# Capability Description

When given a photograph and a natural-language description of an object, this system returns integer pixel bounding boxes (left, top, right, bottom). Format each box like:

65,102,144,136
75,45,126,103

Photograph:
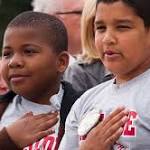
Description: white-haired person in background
32,0,84,65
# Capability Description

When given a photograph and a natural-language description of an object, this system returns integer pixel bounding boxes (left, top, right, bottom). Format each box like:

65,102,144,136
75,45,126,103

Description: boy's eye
2,50,12,59
95,25,106,33
24,48,37,55
117,25,131,31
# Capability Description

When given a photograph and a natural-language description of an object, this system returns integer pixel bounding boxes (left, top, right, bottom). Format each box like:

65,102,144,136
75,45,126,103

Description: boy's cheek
1,72,9,87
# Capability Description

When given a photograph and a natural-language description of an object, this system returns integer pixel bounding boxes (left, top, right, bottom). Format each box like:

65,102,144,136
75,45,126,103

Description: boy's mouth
9,74,30,83
103,50,121,58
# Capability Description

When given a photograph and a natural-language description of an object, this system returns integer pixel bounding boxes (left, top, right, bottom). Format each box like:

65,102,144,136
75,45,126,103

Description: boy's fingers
92,107,129,139
103,116,128,139
35,129,55,141
106,127,123,145
39,117,58,131
47,111,59,115
20,112,33,119
34,112,58,120
102,106,127,125
103,109,129,130
39,113,59,123
98,107,129,131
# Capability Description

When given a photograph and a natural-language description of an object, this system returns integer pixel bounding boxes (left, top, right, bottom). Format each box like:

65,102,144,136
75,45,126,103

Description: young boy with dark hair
59,0,150,149
0,11,82,149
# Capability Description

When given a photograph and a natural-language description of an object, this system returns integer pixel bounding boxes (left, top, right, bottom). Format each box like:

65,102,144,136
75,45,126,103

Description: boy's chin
10,86,26,96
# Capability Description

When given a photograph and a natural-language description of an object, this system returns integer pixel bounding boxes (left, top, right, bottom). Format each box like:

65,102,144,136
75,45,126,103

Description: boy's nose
102,31,117,45
8,54,24,68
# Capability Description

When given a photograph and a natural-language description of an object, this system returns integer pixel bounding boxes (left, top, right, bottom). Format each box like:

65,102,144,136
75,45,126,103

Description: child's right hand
79,107,129,150
6,111,58,148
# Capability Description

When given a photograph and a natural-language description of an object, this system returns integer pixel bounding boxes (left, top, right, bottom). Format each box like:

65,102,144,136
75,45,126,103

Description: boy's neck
115,64,150,84
23,82,61,105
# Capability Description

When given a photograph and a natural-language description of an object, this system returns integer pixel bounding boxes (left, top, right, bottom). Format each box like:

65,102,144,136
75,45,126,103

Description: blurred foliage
0,0,32,53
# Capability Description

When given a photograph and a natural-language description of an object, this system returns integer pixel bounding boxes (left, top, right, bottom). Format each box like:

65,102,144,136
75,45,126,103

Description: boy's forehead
3,27,52,46
95,1,139,20
5,26,50,38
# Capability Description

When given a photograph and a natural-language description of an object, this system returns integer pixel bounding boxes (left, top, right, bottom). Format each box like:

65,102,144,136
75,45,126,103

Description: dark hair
96,0,150,27
6,11,68,53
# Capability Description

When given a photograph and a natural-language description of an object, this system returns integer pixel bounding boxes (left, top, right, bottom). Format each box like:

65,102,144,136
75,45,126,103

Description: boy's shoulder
62,81,84,98
0,91,17,118
83,78,113,98
64,79,113,129
60,81,84,126
68,79,113,117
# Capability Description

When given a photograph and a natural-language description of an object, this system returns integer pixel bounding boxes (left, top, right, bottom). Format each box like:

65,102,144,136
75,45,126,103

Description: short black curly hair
96,0,150,27
6,11,68,53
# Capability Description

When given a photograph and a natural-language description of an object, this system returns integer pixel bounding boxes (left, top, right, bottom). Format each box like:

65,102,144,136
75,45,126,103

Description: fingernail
122,116,128,123
123,108,130,115
51,111,57,113
48,129,55,135
57,115,60,119
118,106,125,110
118,127,123,133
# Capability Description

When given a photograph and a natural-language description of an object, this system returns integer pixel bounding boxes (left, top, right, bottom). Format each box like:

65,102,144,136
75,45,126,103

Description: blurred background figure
32,0,84,57
64,0,112,91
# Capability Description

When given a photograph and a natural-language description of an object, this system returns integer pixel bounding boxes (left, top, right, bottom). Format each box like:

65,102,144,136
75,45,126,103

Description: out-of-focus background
0,0,32,52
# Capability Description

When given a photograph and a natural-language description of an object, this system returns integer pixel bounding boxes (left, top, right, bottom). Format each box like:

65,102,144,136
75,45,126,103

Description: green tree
0,0,32,53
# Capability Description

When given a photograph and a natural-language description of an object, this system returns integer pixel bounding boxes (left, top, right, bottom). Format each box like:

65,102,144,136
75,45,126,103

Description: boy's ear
57,52,69,73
